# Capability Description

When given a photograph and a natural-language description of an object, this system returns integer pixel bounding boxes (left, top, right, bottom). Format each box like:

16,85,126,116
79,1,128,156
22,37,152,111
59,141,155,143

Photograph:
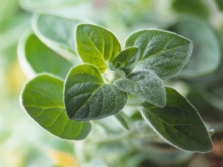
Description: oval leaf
21,74,91,140
171,19,221,78
64,64,127,121
76,24,121,73
125,29,192,80
115,69,166,107
18,31,73,78
215,0,223,11
171,0,210,20
110,47,140,75
202,83,223,111
141,87,213,152
32,13,81,58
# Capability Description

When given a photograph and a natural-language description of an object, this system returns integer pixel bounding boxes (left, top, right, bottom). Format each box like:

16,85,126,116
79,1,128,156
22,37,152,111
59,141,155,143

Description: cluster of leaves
19,12,213,154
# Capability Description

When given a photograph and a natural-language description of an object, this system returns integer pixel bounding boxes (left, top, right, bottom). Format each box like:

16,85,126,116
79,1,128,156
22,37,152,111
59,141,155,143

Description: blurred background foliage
2,0,223,166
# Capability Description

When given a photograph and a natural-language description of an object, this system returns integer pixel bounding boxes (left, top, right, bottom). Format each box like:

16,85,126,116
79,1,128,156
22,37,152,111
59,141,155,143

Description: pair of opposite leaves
21,23,212,153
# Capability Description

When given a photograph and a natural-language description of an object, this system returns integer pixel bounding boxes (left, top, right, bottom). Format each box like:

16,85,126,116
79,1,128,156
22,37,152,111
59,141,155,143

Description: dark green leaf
171,19,221,78
21,74,91,140
115,69,166,107
215,0,223,11
110,47,140,75
76,24,121,73
171,0,210,20
125,29,192,80
64,64,127,121
202,82,223,110
32,13,81,58
18,31,73,78
141,87,213,152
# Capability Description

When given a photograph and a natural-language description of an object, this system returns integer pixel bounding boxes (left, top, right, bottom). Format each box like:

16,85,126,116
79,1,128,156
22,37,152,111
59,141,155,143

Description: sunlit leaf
125,29,192,80
171,19,221,78
141,87,213,152
76,24,121,73
64,64,127,120
115,69,166,107
21,74,91,140
18,31,73,78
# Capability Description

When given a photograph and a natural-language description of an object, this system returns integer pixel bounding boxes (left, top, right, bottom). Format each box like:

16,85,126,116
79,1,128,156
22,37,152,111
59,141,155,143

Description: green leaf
115,69,166,107
215,0,223,11
202,83,223,111
171,19,221,78
110,47,140,75
64,64,127,121
21,74,91,140
141,87,213,152
76,24,121,73
18,31,73,78
125,29,192,80
114,112,131,130
32,13,81,58
171,0,210,20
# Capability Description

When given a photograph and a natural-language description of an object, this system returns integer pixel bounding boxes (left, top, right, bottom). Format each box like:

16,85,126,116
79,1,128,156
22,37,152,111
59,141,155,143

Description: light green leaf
125,29,192,80
18,31,73,78
114,112,131,130
64,64,127,121
32,13,81,59
171,19,221,78
21,74,91,140
76,24,121,73
141,87,213,152
110,47,140,75
171,0,210,20
115,69,166,107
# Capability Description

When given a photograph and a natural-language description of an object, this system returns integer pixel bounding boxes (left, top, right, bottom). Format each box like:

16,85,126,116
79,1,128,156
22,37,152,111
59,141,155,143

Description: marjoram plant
18,13,213,166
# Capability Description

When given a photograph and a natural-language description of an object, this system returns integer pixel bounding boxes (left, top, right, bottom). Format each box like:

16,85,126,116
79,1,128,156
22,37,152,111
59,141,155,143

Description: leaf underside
33,13,81,57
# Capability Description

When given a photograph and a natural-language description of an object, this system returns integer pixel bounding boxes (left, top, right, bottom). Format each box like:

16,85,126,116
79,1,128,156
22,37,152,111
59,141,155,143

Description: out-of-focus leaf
21,74,91,140
214,0,223,11
114,112,131,130
171,0,210,20
32,13,81,58
46,149,79,167
171,19,221,78
202,82,223,110
125,29,192,80
0,0,18,23
19,0,85,12
64,64,127,120
76,24,121,73
141,87,213,153
18,31,73,78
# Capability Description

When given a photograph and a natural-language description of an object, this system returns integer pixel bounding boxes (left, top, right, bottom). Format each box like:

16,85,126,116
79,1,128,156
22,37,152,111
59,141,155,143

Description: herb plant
18,12,213,166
